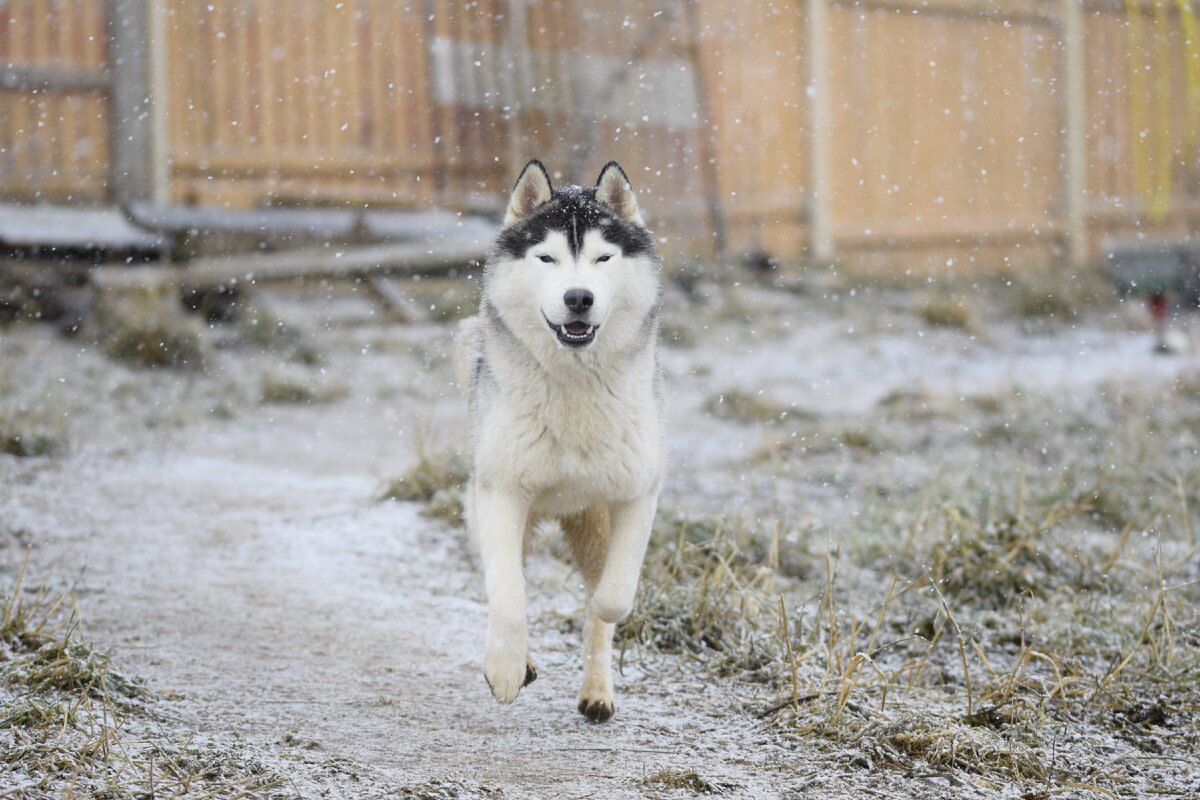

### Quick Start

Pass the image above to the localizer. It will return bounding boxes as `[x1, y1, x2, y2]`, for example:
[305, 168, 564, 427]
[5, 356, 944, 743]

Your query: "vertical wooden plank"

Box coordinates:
[56, 0, 80, 200]
[256, 0, 276, 159]
[110, 0, 157, 204]
[87, 0, 110, 199]
[230, 0, 249, 152]
[0, 6, 10, 198]
[1063, 0, 1087, 266]
[682, 0, 724, 261]
[320, 2, 338, 158]
[147, 0, 170, 205]
[408, 2, 435, 202]
[297, 1, 315, 154]
[807, 0, 832, 261]
[168, 0, 195, 199]
[209, 1, 230, 151]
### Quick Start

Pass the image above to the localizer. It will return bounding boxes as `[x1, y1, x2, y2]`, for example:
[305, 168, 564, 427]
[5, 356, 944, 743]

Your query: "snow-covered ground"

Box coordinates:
[2, 281, 1197, 798]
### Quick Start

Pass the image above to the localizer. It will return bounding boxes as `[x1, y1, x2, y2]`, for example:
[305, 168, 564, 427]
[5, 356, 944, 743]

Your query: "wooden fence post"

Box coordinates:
[146, 0, 170, 206]
[807, 0, 834, 263]
[1062, 0, 1089, 269]
[109, 0, 154, 205]
[683, 0, 727, 264]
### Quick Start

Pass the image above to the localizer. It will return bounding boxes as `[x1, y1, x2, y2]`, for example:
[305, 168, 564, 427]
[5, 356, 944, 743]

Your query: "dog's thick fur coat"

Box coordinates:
[456, 160, 664, 721]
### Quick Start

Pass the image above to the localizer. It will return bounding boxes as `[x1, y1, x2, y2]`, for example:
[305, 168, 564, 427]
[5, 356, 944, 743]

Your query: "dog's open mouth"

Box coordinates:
[546, 318, 597, 348]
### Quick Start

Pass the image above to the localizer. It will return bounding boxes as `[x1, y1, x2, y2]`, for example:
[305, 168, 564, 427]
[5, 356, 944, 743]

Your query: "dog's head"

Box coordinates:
[485, 160, 661, 356]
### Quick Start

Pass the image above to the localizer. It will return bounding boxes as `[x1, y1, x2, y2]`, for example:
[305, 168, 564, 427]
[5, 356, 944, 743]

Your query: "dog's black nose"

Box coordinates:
[563, 288, 594, 313]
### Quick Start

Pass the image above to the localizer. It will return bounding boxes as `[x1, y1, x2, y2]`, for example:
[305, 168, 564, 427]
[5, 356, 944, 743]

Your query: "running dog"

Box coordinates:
[456, 160, 663, 721]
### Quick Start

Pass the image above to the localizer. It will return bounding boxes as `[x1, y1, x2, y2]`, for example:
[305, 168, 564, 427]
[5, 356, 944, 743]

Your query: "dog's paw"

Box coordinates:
[523, 656, 538, 687]
[484, 637, 528, 704]
[577, 670, 615, 723]
[577, 694, 615, 722]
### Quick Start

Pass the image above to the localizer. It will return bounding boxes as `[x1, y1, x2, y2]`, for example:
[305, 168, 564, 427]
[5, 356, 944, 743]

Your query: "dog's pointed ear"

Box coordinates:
[595, 161, 643, 224]
[505, 160, 553, 224]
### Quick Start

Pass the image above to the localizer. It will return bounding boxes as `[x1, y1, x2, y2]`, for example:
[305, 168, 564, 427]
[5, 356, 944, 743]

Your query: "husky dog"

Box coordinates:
[455, 160, 663, 721]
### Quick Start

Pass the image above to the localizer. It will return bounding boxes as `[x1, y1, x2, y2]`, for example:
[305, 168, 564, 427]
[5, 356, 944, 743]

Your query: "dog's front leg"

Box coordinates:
[476, 485, 533, 703]
[591, 492, 659, 624]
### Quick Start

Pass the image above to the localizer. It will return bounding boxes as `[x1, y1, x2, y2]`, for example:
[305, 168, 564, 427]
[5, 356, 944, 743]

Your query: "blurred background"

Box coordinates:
[2, 0, 1198, 275]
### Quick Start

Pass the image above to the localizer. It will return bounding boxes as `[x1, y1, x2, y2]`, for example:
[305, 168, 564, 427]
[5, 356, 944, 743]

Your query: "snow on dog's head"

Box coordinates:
[486, 160, 661, 355]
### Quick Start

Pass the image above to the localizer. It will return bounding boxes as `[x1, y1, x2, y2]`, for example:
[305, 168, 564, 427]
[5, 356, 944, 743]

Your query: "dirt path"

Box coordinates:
[6, 396, 809, 798]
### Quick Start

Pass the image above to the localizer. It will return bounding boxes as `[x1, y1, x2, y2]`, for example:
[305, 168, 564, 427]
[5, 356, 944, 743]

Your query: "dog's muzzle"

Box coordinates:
[544, 315, 598, 349]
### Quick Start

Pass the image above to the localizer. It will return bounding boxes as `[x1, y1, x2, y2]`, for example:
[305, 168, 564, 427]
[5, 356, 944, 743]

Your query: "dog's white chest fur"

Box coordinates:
[472, 331, 662, 517]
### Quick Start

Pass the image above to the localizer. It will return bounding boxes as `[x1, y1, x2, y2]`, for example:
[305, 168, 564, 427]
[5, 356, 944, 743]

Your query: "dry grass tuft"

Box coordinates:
[381, 445, 469, 527]
[1004, 268, 1115, 324]
[403, 278, 477, 323]
[659, 318, 697, 348]
[237, 303, 322, 365]
[923, 499, 1095, 606]
[101, 321, 207, 370]
[641, 768, 731, 794]
[0, 431, 59, 458]
[394, 778, 501, 799]
[703, 389, 797, 425]
[858, 714, 1048, 781]
[259, 369, 347, 406]
[918, 294, 974, 331]
[617, 514, 780, 680]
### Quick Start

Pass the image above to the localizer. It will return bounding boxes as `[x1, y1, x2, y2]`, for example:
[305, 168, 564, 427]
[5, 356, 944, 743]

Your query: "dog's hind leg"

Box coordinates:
[562, 505, 616, 722]
[476, 485, 533, 704]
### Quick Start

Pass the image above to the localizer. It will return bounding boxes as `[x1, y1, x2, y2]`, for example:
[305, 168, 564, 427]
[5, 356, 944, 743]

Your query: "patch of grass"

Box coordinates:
[0, 696, 78, 729]
[382, 445, 469, 527]
[922, 498, 1100, 607]
[102, 321, 207, 370]
[1005, 268, 1115, 325]
[641, 768, 731, 794]
[2, 554, 143, 701]
[1013, 284, 1076, 321]
[756, 417, 891, 462]
[5, 639, 144, 699]
[261, 378, 319, 405]
[918, 294, 974, 331]
[631, 404, 1199, 797]
[404, 278, 477, 323]
[703, 389, 795, 425]
[394, 779, 501, 799]
[238, 303, 322, 365]
[260, 370, 347, 406]
[659, 318, 697, 348]
[855, 714, 1048, 781]
[1, 553, 288, 798]
[423, 488, 465, 527]
[617, 514, 781, 680]
[1, 431, 59, 458]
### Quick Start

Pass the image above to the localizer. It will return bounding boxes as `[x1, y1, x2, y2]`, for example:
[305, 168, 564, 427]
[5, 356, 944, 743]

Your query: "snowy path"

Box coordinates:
[4, 402, 794, 798]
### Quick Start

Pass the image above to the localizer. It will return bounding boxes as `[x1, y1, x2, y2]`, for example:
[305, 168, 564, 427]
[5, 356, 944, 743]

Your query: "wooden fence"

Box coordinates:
[0, 0, 111, 204]
[1, 0, 1198, 271]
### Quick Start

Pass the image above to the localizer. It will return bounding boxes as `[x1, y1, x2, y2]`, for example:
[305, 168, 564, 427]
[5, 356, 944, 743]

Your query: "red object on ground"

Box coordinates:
[1150, 293, 1169, 324]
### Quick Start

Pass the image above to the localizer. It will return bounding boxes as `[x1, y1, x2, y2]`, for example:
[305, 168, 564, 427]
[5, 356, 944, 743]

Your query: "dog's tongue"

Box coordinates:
[564, 321, 590, 335]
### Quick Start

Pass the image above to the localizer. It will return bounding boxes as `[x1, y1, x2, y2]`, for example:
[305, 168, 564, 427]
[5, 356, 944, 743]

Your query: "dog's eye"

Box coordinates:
[537, 254, 555, 263]
[596, 254, 612, 263]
